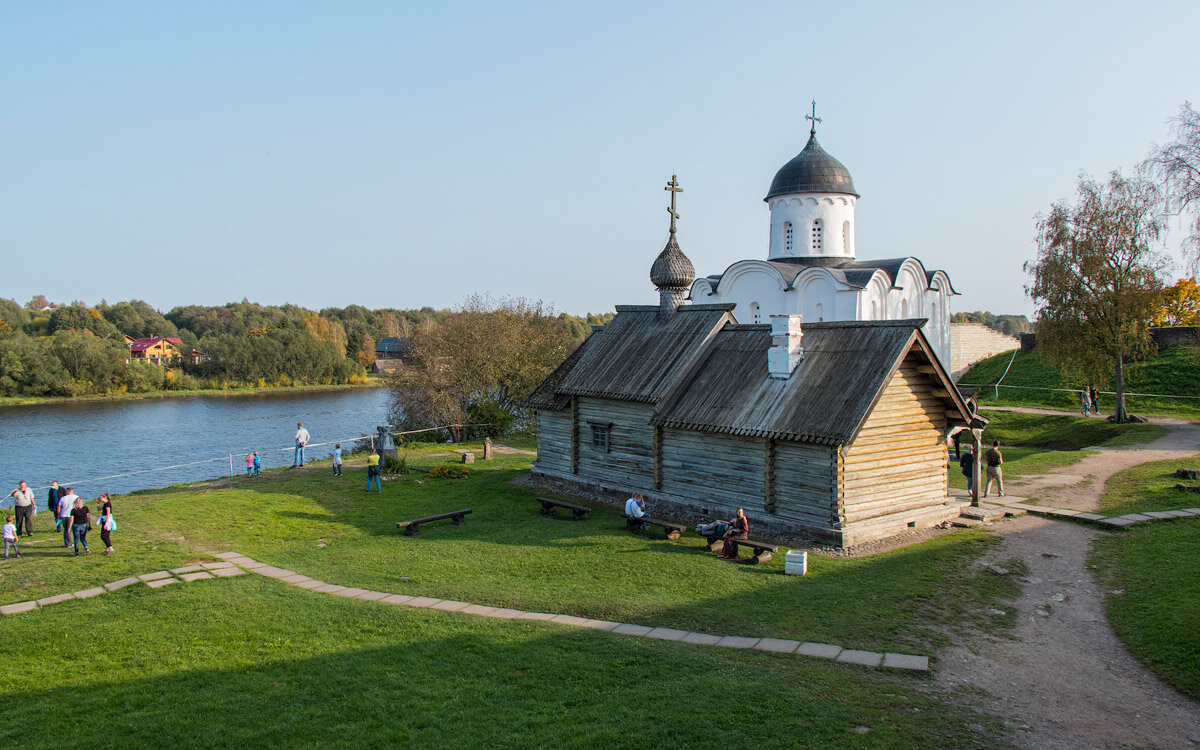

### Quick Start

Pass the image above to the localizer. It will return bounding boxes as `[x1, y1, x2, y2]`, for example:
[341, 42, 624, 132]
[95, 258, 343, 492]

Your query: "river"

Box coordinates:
[0, 388, 391, 507]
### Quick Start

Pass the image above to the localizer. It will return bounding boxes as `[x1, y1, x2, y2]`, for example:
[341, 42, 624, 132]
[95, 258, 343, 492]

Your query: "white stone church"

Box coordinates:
[684, 120, 955, 365]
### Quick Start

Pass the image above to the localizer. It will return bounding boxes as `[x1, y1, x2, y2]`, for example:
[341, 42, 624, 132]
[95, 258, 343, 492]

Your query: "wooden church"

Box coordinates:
[527, 171, 983, 547]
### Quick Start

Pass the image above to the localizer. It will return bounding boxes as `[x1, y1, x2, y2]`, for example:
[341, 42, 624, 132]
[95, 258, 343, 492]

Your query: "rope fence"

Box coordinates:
[10, 422, 497, 495]
[957, 383, 1200, 401]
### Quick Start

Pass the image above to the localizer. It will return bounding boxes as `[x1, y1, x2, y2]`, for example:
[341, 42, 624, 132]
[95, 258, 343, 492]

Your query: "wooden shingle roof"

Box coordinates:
[527, 304, 734, 408]
[652, 320, 969, 445]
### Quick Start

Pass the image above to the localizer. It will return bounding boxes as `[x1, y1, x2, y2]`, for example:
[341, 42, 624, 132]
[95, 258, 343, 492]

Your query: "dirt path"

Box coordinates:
[990, 408, 1200, 511]
[937, 410, 1200, 749]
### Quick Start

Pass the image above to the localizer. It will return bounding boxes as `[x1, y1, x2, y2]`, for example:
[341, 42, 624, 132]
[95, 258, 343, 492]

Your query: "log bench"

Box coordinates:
[704, 534, 779, 565]
[396, 509, 472, 536]
[625, 515, 685, 540]
[537, 497, 591, 520]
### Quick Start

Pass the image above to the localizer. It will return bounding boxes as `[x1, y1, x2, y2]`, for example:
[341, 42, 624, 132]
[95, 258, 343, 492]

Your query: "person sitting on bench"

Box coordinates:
[624, 494, 647, 521]
[720, 507, 749, 559]
[696, 518, 730, 538]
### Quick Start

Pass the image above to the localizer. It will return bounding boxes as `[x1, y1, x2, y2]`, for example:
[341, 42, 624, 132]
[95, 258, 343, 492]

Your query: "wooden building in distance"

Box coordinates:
[527, 193, 983, 547]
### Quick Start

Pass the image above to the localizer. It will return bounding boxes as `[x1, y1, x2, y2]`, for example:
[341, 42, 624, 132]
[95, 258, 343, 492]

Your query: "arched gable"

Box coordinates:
[713, 260, 791, 295]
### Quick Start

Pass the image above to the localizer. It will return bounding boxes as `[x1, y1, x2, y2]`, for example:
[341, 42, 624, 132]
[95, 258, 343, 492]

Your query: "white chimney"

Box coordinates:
[768, 314, 803, 379]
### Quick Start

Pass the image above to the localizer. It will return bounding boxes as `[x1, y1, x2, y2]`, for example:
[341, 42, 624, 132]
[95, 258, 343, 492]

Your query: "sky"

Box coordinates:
[2, 1, 1197, 318]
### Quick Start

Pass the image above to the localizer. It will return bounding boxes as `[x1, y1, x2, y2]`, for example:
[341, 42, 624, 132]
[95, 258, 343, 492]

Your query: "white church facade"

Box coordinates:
[687, 120, 956, 365]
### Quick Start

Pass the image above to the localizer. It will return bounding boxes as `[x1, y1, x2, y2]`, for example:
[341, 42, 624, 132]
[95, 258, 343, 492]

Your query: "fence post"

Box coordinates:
[228, 454, 233, 477]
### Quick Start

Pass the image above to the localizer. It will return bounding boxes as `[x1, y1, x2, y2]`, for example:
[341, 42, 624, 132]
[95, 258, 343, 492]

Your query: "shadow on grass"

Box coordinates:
[0, 580, 1009, 749]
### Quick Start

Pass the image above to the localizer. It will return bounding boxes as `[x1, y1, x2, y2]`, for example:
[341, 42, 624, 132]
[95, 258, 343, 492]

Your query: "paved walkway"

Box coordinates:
[0, 552, 929, 672]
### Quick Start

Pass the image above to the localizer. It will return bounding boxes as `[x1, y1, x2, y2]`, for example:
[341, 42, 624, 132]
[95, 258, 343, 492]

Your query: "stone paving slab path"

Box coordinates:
[0, 551, 931, 674]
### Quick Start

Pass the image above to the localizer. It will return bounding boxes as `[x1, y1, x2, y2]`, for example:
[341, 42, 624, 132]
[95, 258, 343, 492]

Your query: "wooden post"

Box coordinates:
[971, 428, 983, 507]
[652, 425, 662, 490]
[570, 396, 579, 475]
[763, 438, 776, 513]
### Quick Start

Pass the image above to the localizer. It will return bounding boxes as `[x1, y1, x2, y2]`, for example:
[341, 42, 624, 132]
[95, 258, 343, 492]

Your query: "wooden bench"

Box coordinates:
[625, 514, 686, 540]
[703, 534, 779, 565]
[537, 497, 591, 520]
[396, 509, 472, 536]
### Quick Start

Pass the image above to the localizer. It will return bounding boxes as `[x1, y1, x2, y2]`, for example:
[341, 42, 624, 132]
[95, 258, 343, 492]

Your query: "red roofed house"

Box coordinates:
[127, 337, 206, 365]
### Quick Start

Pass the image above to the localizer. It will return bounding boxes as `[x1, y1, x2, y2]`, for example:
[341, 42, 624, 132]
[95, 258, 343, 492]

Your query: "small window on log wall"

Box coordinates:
[590, 423, 611, 452]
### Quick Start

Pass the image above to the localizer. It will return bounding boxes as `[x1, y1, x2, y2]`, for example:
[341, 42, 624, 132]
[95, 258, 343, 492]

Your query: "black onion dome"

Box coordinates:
[650, 236, 695, 289]
[765, 132, 858, 199]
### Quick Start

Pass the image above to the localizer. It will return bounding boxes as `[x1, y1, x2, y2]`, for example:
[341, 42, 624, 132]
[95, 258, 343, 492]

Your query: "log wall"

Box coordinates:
[841, 356, 949, 523]
[534, 410, 573, 474]
[574, 398, 655, 485]
[660, 428, 766, 512]
[772, 441, 839, 529]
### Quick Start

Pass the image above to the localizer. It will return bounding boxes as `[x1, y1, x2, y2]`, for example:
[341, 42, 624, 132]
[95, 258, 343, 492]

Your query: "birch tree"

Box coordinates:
[1025, 170, 1167, 422]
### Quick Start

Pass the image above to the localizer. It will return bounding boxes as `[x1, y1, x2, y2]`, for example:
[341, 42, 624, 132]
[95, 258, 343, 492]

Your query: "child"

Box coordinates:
[244, 452, 254, 476]
[333, 444, 343, 476]
[2, 516, 19, 559]
[252, 452, 261, 475]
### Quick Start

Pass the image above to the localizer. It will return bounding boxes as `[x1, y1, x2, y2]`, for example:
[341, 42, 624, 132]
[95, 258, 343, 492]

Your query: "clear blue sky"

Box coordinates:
[2, 1, 1196, 317]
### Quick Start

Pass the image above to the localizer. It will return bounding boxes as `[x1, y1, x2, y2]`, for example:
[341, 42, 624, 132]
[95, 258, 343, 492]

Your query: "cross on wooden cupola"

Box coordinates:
[665, 174, 683, 236]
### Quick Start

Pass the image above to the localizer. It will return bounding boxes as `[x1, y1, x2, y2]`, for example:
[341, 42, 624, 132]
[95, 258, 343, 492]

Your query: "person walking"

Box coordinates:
[333, 444, 343, 476]
[1090, 387, 1100, 415]
[3, 516, 19, 559]
[58, 487, 79, 547]
[983, 440, 1004, 497]
[1081, 389, 1091, 416]
[366, 449, 381, 492]
[69, 497, 90, 555]
[244, 452, 254, 476]
[97, 494, 116, 555]
[959, 447, 975, 494]
[252, 452, 261, 475]
[47, 481, 65, 533]
[292, 422, 310, 467]
[9, 481, 35, 536]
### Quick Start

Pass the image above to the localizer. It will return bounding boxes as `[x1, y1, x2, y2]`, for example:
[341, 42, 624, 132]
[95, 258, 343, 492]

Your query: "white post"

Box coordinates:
[228, 454, 233, 478]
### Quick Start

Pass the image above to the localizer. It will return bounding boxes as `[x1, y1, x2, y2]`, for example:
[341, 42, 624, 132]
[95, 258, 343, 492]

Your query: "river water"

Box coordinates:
[0, 388, 390, 507]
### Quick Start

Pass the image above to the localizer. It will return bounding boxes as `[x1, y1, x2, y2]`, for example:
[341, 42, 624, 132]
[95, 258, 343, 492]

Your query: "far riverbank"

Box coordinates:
[0, 379, 386, 409]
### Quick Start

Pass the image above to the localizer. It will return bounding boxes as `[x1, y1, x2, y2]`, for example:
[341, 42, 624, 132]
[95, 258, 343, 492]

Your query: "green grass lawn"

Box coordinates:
[1, 443, 1018, 654]
[1089, 456, 1200, 701]
[1097, 454, 1200, 516]
[0, 577, 1010, 749]
[976, 410, 1166, 450]
[960, 345, 1200, 417]
[0, 441, 1025, 746]
[948, 447, 1096, 491]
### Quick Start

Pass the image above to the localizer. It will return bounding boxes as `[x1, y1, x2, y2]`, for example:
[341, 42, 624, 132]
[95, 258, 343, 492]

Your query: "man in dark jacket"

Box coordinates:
[958, 448, 975, 493]
[47, 481, 65, 532]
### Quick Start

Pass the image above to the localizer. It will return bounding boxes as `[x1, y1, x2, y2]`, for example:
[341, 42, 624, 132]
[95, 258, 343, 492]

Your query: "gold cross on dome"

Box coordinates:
[664, 174, 682, 236]
[806, 99, 821, 135]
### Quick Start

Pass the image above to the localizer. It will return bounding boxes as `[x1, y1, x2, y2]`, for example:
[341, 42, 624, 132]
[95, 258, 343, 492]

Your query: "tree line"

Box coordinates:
[387, 295, 608, 440]
[0, 295, 611, 400]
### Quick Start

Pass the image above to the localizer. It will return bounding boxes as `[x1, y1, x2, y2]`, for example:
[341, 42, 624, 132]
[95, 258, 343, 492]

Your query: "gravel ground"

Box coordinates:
[938, 410, 1200, 749]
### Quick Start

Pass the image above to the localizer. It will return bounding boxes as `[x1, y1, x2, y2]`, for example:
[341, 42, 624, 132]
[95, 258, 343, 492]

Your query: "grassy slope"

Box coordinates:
[960, 345, 1200, 417]
[0, 444, 1024, 747]
[0, 578, 1008, 749]
[1090, 455, 1200, 700]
